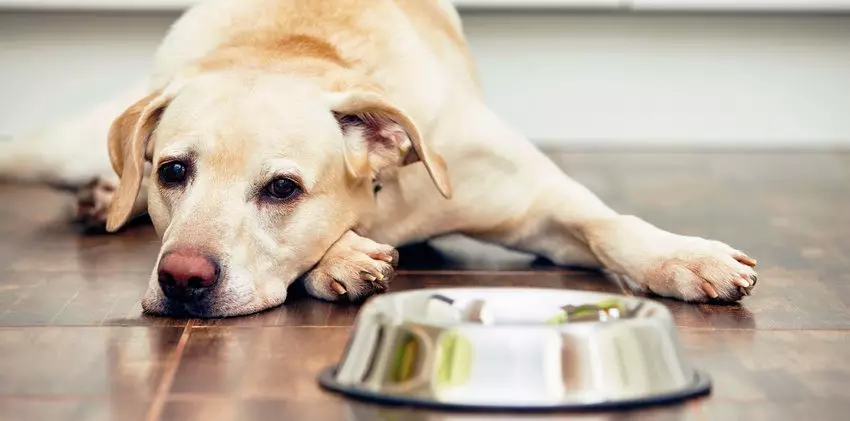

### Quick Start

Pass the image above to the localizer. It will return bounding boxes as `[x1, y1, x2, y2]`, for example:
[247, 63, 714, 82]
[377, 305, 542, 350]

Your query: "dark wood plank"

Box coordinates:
[0, 271, 188, 327]
[160, 399, 349, 421]
[0, 327, 183, 398]
[0, 185, 157, 268]
[169, 327, 350, 398]
[337, 401, 700, 421]
[698, 400, 850, 421]
[160, 398, 698, 421]
[681, 330, 850, 401]
[0, 398, 149, 421]
[3, 233, 159, 273]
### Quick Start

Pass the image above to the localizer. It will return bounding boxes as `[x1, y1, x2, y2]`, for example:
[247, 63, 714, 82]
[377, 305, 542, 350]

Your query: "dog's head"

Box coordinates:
[106, 72, 451, 317]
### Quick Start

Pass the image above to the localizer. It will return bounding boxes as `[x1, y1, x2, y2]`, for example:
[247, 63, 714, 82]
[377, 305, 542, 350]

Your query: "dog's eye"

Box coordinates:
[263, 178, 301, 201]
[158, 161, 189, 187]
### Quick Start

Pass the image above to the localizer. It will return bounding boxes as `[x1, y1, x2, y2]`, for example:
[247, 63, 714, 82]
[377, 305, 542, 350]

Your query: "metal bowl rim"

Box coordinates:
[357, 287, 673, 330]
[317, 365, 711, 412]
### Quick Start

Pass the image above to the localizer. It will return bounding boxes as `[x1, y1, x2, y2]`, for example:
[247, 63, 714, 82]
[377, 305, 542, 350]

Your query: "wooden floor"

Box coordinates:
[1, 151, 848, 420]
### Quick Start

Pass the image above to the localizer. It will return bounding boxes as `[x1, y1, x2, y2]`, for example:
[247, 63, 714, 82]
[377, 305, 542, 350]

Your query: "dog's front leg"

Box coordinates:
[480, 166, 759, 303]
[569, 214, 759, 302]
[441, 103, 758, 303]
[301, 230, 399, 301]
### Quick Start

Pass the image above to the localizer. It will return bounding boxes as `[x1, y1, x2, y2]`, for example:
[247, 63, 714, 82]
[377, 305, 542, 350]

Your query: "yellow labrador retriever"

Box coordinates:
[2, 0, 757, 317]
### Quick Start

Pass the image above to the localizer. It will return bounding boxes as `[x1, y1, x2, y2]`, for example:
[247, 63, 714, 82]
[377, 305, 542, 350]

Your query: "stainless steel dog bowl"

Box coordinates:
[318, 288, 710, 411]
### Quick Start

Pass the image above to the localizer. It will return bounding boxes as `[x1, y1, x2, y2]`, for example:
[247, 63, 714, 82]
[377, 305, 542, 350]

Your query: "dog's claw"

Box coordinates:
[700, 282, 719, 299]
[733, 278, 751, 288]
[735, 254, 757, 267]
[332, 282, 347, 295]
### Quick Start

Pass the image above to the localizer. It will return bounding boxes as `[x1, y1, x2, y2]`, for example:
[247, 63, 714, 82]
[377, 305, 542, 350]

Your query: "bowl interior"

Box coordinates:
[361, 288, 667, 327]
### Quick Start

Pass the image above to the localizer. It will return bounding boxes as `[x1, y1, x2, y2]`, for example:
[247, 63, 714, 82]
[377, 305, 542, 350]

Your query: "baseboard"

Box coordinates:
[531, 139, 850, 151]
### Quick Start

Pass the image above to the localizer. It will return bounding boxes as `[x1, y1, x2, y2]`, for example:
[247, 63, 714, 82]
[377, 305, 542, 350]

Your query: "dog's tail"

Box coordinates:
[0, 81, 147, 190]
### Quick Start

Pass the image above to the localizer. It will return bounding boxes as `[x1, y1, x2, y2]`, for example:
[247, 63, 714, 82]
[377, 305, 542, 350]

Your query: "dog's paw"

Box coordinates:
[637, 237, 758, 303]
[302, 231, 399, 302]
[73, 176, 116, 232]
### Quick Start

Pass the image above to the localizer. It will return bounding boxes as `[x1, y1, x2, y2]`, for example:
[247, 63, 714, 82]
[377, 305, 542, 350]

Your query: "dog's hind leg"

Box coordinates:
[434, 102, 759, 303]
[73, 174, 149, 232]
[1, 81, 150, 231]
[0, 119, 114, 191]
[0, 81, 147, 189]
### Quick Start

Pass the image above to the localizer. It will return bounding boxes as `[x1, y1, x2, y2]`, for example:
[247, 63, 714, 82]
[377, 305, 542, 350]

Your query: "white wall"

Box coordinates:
[1, 10, 849, 148]
[466, 13, 850, 147]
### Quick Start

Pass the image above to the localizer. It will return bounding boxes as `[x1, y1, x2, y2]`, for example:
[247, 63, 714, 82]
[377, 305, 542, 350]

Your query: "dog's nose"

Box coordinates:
[157, 249, 220, 301]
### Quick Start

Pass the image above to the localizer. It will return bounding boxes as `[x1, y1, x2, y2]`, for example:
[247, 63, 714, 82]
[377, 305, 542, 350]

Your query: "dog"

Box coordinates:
[0, 0, 757, 317]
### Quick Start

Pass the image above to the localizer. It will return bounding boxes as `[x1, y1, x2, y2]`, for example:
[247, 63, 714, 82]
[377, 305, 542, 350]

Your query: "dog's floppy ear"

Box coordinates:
[328, 91, 452, 199]
[105, 88, 175, 232]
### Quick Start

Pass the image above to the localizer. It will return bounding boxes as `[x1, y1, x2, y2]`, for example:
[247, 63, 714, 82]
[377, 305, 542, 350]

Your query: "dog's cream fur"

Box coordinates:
[1, 0, 757, 317]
